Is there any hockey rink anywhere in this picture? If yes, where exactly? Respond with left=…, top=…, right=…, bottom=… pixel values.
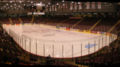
left=2, top=24, right=117, bottom=58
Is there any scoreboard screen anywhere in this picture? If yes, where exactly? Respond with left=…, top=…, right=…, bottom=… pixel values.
left=27, top=2, right=45, bottom=15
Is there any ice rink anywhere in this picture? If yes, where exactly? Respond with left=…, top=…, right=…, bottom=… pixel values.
left=2, top=24, right=117, bottom=58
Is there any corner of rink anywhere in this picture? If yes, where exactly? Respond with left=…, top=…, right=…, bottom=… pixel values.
left=2, top=24, right=23, bottom=36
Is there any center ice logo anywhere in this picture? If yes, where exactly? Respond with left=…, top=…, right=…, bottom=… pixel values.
left=85, top=44, right=96, bottom=48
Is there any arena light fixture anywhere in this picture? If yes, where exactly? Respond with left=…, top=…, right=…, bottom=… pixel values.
left=18, top=5, right=21, bottom=8
left=19, top=1, right=22, bottom=3
left=10, top=5, right=13, bottom=8
left=62, top=0, right=65, bottom=2
left=14, top=3, right=16, bottom=6
left=78, top=2, right=81, bottom=4
left=23, top=3, right=26, bottom=6
left=48, top=2, right=51, bottom=5
left=6, top=3, right=8, bottom=6
left=56, top=3, right=59, bottom=5
left=71, top=1, right=74, bottom=3
left=35, top=2, right=45, bottom=10
left=36, top=2, right=43, bottom=6
left=31, top=1, right=33, bottom=4
left=10, top=1, right=13, bottom=3
left=63, top=3, right=65, bottom=6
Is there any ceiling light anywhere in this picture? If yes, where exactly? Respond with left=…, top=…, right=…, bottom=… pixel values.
left=48, top=2, right=51, bottom=5
left=6, top=3, right=8, bottom=6
left=19, top=1, right=22, bottom=3
left=31, top=1, right=33, bottom=4
left=56, top=3, right=59, bottom=5
left=10, top=1, right=13, bottom=3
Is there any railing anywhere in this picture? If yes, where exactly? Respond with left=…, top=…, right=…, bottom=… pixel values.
left=7, top=26, right=117, bottom=58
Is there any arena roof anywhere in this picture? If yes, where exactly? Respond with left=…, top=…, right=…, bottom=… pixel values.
left=0, top=0, right=119, bottom=16
left=0, top=0, right=49, bottom=14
